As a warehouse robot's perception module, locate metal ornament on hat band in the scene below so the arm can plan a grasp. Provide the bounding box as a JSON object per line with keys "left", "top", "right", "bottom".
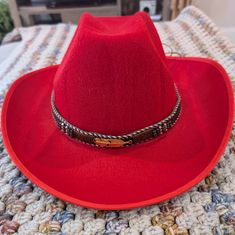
{"left": 51, "top": 86, "right": 181, "bottom": 148}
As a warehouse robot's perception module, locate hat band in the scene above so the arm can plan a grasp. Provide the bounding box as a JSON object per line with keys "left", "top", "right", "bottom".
{"left": 51, "top": 88, "right": 181, "bottom": 148}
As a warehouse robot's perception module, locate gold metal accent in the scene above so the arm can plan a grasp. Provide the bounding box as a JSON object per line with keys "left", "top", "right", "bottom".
{"left": 94, "top": 138, "right": 132, "bottom": 148}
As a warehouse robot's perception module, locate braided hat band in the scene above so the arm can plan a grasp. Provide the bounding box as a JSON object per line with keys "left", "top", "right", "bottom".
{"left": 51, "top": 87, "right": 181, "bottom": 148}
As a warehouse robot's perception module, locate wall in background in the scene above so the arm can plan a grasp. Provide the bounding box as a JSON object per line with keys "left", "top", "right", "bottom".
{"left": 193, "top": 0, "right": 235, "bottom": 27}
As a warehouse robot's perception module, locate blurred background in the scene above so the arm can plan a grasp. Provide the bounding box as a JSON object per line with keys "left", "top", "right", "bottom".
{"left": 1, "top": 0, "right": 235, "bottom": 43}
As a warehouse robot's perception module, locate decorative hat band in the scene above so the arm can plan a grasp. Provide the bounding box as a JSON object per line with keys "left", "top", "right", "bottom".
{"left": 51, "top": 88, "right": 181, "bottom": 148}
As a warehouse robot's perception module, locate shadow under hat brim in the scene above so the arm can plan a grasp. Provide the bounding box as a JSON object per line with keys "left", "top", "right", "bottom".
{"left": 1, "top": 57, "right": 234, "bottom": 210}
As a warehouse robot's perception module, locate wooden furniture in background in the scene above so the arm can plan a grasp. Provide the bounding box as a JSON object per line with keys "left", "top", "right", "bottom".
{"left": 163, "top": 0, "right": 192, "bottom": 20}
{"left": 8, "top": 0, "right": 121, "bottom": 27}
{"left": 8, "top": 0, "right": 22, "bottom": 27}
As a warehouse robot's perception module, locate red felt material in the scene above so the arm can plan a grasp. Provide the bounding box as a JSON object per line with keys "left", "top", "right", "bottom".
{"left": 53, "top": 12, "right": 176, "bottom": 134}
{"left": 1, "top": 12, "right": 234, "bottom": 210}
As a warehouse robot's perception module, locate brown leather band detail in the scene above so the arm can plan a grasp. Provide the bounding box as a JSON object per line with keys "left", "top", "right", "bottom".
{"left": 73, "top": 131, "right": 94, "bottom": 145}
{"left": 131, "top": 129, "right": 153, "bottom": 144}
{"left": 51, "top": 89, "right": 181, "bottom": 148}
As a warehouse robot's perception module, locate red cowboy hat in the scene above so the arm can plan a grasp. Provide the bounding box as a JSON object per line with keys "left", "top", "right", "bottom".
{"left": 1, "top": 12, "right": 234, "bottom": 210}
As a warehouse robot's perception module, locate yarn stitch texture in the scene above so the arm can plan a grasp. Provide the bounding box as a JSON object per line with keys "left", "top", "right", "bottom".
{"left": 0, "top": 6, "right": 235, "bottom": 235}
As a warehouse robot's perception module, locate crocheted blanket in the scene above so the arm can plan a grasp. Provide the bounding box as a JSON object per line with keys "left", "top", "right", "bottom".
{"left": 0, "top": 6, "right": 235, "bottom": 235}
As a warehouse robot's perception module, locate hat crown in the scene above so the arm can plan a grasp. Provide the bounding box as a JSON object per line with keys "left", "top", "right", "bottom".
{"left": 53, "top": 12, "right": 177, "bottom": 135}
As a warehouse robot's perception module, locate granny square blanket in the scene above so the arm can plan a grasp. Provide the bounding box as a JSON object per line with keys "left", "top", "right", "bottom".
{"left": 0, "top": 6, "right": 235, "bottom": 235}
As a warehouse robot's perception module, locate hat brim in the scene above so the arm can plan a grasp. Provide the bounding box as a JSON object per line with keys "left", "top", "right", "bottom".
{"left": 1, "top": 57, "right": 234, "bottom": 210}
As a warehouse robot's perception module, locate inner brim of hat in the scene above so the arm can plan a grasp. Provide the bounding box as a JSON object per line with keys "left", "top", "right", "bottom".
{"left": 2, "top": 57, "right": 233, "bottom": 210}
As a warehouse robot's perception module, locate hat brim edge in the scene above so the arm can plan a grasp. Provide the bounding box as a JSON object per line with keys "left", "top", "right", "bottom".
{"left": 1, "top": 57, "right": 234, "bottom": 210}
